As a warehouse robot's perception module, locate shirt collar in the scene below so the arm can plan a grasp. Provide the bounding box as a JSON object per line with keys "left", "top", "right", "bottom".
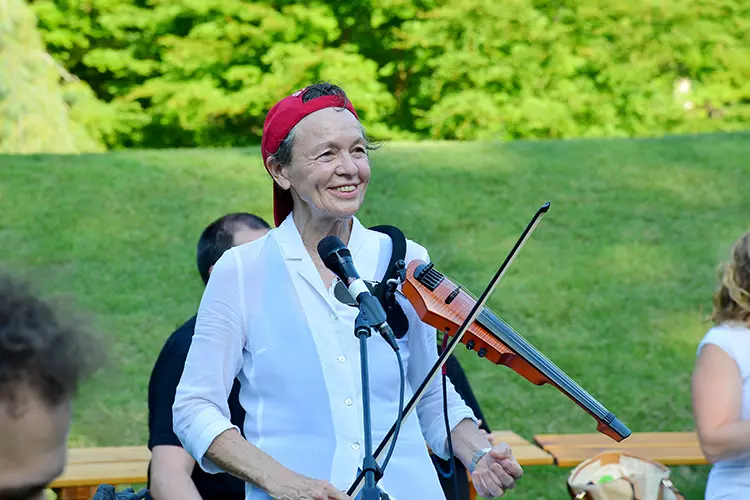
{"left": 275, "top": 212, "right": 368, "bottom": 261}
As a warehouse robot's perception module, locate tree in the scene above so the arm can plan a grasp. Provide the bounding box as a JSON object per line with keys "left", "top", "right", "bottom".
{"left": 0, "top": 0, "right": 101, "bottom": 153}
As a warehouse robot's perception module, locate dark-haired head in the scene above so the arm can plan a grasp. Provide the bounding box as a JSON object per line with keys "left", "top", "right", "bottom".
{"left": 0, "top": 272, "right": 104, "bottom": 498}
{"left": 196, "top": 212, "right": 271, "bottom": 284}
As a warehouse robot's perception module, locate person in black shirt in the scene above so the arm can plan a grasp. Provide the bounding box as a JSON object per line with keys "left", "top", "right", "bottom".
{"left": 147, "top": 212, "right": 270, "bottom": 500}
{"left": 433, "top": 351, "right": 493, "bottom": 500}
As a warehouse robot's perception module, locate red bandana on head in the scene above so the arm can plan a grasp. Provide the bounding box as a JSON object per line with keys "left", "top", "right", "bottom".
{"left": 260, "top": 87, "right": 360, "bottom": 227}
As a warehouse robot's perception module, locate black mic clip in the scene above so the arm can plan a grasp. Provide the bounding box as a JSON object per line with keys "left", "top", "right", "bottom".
{"left": 357, "top": 295, "right": 399, "bottom": 352}
{"left": 373, "top": 259, "right": 405, "bottom": 316}
{"left": 386, "top": 259, "right": 406, "bottom": 297}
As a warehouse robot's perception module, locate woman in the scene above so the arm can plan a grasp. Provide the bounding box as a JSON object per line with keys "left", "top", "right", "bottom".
{"left": 172, "top": 82, "right": 523, "bottom": 500}
{"left": 692, "top": 231, "right": 750, "bottom": 499}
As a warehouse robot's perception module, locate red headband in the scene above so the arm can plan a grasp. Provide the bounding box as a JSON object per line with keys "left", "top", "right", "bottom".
{"left": 261, "top": 88, "right": 359, "bottom": 227}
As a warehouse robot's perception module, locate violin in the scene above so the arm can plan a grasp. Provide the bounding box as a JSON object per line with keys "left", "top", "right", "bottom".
{"left": 402, "top": 260, "right": 631, "bottom": 442}
{"left": 347, "top": 202, "right": 629, "bottom": 497}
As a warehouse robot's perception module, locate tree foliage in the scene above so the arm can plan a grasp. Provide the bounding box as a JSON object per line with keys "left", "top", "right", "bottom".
{"left": 27, "top": 0, "right": 750, "bottom": 148}
{"left": 0, "top": 0, "right": 101, "bottom": 153}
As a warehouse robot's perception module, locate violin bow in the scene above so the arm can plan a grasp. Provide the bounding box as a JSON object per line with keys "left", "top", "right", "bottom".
{"left": 346, "top": 202, "right": 551, "bottom": 497}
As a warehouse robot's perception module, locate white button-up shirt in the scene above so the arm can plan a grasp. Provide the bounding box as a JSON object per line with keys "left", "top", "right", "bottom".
{"left": 173, "top": 214, "right": 477, "bottom": 500}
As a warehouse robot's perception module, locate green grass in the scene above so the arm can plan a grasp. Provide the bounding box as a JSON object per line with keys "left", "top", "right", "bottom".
{"left": 2, "top": 131, "right": 749, "bottom": 499}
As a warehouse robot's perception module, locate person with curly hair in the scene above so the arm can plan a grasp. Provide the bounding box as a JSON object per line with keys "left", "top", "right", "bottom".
{"left": 0, "top": 272, "right": 103, "bottom": 500}
{"left": 692, "top": 231, "right": 750, "bottom": 499}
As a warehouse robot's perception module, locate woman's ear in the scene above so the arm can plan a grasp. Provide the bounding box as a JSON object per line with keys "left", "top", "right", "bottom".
{"left": 265, "top": 157, "right": 291, "bottom": 191}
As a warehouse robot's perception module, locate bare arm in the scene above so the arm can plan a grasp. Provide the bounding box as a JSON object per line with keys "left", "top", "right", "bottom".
{"left": 449, "top": 418, "right": 495, "bottom": 467}
{"left": 451, "top": 418, "right": 523, "bottom": 498}
{"left": 204, "top": 428, "right": 351, "bottom": 500}
{"left": 692, "top": 343, "right": 750, "bottom": 463}
{"left": 149, "top": 446, "right": 202, "bottom": 500}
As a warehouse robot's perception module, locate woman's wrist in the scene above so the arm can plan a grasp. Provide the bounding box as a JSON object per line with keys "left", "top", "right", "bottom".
{"left": 450, "top": 418, "right": 492, "bottom": 467}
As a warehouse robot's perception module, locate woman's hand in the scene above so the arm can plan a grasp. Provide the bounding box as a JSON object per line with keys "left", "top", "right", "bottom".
{"left": 267, "top": 470, "right": 352, "bottom": 500}
{"left": 470, "top": 443, "right": 523, "bottom": 498}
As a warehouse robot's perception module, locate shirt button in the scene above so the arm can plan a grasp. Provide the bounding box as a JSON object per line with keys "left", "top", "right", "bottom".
{"left": 344, "top": 398, "right": 353, "bottom": 406}
{"left": 330, "top": 313, "right": 338, "bottom": 321}
{"left": 338, "top": 355, "right": 346, "bottom": 363}
{"left": 352, "top": 443, "right": 360, "bottom": 450}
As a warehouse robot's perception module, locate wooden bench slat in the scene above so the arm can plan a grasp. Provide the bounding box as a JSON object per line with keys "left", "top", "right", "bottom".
{"left": 508, "top": 445, "right": 556, "bottom": 466}
{"left": 489, "top": 431, "right": 538, "bottom": 447}
{"left": 533, "top": 432, "right": 699, "bottom": 448}
{"left": 67, "top": 446, "right": 151, "bottom": 465}
{"left": 488, "top": 431, "right": 554, "bottom": 466}
{"left": 51, "top": 461, "right": 149, "bottom": 488}
{"left": 542, "top": 444, "right": 708, "bottom": 468}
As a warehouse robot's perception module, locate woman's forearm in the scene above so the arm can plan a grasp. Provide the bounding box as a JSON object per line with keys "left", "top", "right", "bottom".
{"left": 699, "top": 420, "right": 750, "bottom": 463}
{"left": 150, "top": 473, "right": 203, "bottom": 500}
{"left": 449, "top": 418, "right": 494, "bottom": 468}
{"left": 204, "top": 428, "right": 293, "bottom": 496}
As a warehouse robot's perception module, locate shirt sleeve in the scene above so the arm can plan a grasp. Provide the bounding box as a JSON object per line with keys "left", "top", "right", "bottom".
{"left": 172, "top": 248, "right": 247, "bottom": 474}
{"left": 148, "top": 337, "right": 191, "bottom": 449}
{"left": 400, "top": 248, "right": 478, "bottom": 459}
{"left": 698, "top": 326, "right": 739, "bottom": 359}
{"left": 697, "top": 325, "right": 750, "bottom": 380}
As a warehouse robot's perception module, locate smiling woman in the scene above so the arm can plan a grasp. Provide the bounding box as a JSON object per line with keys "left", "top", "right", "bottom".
{"left": 265, "top": 104, "right": 373, "bottom": 243}
{"left": 171, "top": 81, "right": 523, "bottom": 500}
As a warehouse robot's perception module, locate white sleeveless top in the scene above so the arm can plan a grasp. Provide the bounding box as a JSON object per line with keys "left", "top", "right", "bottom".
{"left": 697, "top": 323, "right": 750, "bottom": 499}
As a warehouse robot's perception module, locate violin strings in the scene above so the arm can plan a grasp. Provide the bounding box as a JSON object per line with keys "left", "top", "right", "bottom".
{"left": 449, "top": 289, "right": 610, "bottom": 421}
{"left": 396, "top": 282, "right": 612, "bottom": 423}
{"left": 477, "top": 310, "right": 610, "bottom": 420}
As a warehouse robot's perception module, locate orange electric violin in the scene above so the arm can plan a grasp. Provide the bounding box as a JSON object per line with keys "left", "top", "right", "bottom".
{"left": 347, "top": 201, "right": 630, "bottom": 497}
{"left": 402, "top": 259, "right": 630, "bottom": 442}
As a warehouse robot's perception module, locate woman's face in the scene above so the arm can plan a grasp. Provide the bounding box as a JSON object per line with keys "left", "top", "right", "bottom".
{"left": 271, "top": 107, "right": 371, "bottom": 222}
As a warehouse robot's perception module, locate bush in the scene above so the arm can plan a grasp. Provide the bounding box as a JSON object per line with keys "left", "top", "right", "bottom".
{"left": 28, "top": 0, "right": 750, "bottom": 148}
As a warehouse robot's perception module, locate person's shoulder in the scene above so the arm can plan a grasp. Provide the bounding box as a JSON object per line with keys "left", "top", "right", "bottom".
{"left": 156, "top": 315, "right": 197, "bottom": 363}
{"left": 227, "top": 230, "right": 273, "bottom": 261}
{"left": 362, "top": 222, "right": 431, "bottom": 264}
{"left": 404, "top": 237, "right": 430, "bottom": 264}
{"left": 210, "top": 230, "right": 275, "bottom": 278}
{"left": 697, "top": 322, "right": 750, "bottom": 359}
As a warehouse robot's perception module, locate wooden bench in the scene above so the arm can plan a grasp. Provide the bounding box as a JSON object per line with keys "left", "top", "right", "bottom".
{"left": 49, "top": 432, "right": 552, "bottom": 500}
{"left": 533, "top": 432, "right": 708, "bottom": 468}
{"left": 50, "top": 446, "right": 150, "bottom": 500}
{"left": 487, "top": 431, "right": 555, "bottom": 466}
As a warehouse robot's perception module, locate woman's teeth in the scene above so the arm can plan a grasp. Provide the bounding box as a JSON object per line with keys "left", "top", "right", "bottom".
{"left": 335, "top": 186, "right": 356, "bottom": 192}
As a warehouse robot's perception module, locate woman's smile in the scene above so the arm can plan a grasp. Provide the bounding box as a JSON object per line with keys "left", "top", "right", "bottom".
{"left": 328, "top": 183, "right": 360, "bottom": 199}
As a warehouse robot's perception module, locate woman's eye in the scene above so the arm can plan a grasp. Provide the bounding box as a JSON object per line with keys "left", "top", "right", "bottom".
{"left": 318, "top": 151, "right": 333, "bottom": 159}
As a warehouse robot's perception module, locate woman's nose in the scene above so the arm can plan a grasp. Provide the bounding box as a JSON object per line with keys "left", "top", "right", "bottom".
{"left": 336, "top": 152, "right": 359, "bottom": 175}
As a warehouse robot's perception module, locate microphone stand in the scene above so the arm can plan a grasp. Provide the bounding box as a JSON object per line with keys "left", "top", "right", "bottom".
{"left": 354, "top": 310, "right": 390, "bottom": 500}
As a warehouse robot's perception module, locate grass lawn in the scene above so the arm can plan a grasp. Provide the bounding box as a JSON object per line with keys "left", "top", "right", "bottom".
{"left": 2, "top": 130, "right": 749, "bottom": 499}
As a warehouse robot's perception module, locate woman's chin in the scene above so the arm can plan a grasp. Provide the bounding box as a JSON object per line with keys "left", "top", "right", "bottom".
{"left": 320, "top": 197, "right": 364, "bottom": 220}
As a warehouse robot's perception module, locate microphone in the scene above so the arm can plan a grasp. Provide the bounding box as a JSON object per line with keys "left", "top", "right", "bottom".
{"left": 317, "top": 235, "right": 399, "bottom": 351}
